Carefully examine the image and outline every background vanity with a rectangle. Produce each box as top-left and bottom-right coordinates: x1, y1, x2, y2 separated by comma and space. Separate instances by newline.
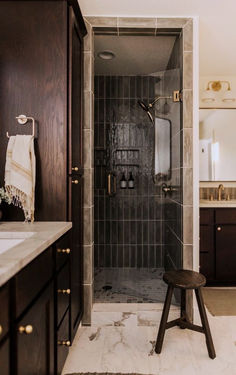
199, 107, 236, 285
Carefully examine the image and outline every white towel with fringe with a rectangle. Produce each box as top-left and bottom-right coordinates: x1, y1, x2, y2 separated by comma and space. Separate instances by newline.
5, 135, 35, 222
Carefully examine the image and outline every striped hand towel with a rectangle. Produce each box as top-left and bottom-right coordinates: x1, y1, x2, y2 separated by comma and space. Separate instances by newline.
5, 135, 36, 222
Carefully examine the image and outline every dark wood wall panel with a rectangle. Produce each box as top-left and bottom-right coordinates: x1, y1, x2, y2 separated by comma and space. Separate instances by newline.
0, 1, 68, 220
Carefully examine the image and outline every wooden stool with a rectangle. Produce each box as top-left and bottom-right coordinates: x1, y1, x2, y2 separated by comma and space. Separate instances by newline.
155, 269, 216, 359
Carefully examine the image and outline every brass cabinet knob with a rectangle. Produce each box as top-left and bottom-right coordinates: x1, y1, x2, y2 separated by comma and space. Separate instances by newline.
0, 325, 2, 336
18, 325, 33, 334
57, 288, 71, 295
58, 340, 71, 346
72, 179, 79, 184
57, 248, 71, 254
72, 167, 79, 171
217, 227, 222, 231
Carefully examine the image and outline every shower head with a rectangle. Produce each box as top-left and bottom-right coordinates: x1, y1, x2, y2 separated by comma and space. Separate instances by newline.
138, 100, 154, 123
138, 94, 173, 124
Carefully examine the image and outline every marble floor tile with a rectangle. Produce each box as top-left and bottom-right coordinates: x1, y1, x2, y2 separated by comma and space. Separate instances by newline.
63, 303, 236, 375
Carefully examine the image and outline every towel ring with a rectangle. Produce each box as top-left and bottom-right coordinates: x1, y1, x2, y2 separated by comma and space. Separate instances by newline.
6, 115, 35, 138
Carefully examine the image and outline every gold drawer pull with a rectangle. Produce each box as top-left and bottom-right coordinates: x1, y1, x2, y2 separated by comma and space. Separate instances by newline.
72, 167, 79, 171
58, 289, 71, 295
217, 227, 222, 231
57, 248, 71, 254
0, 325, 2, 336
18, 325, 33, 335
72, 179, 79, 184
58, 340, 71, 346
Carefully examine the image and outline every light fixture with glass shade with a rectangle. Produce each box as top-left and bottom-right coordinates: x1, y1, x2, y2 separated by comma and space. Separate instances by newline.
201, 80, 235, 103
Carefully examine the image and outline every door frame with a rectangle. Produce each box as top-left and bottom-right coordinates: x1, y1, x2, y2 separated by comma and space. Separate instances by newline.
82, 16, 199, 325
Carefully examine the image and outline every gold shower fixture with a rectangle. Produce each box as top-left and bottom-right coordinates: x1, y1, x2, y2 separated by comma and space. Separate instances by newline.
202, 80, 235, 103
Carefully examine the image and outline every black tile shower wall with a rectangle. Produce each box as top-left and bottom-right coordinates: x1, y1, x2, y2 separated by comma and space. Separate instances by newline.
94, 75, 163, 268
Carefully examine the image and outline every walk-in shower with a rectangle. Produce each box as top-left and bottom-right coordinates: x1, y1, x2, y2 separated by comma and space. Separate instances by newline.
94, 32, 183, 304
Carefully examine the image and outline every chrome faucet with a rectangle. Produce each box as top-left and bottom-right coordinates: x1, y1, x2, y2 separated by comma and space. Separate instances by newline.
217, 184, 224, 201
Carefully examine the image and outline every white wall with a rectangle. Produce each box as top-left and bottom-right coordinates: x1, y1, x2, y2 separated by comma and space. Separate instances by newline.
79, 0, 236, 77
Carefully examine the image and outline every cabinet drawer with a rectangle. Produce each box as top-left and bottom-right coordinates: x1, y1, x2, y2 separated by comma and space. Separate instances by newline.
57, 310, 70, 374
200, 208, 214, 224
57, 261, 70, 326
16, 247, 53, 317
0, 283, 9, 340
55, 231, 72, 271
215, 208, 236, 224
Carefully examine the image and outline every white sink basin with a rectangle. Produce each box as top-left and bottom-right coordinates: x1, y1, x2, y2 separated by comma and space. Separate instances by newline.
0, 239, 25, 255
0, 232, 35, 239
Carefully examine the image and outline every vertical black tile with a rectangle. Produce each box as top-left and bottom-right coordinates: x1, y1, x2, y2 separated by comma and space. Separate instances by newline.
118, 76, 123, 98
123, 245, 130, 267
99, 245, 105, 267
111, 244, 118, 267
137, 245, 143, 268
117, 221, 123, 244
124, 221, 130, 244
137, 221, 142, 244
143, 221, 148, 244
143, 245, 148, 267
104, 245, 111, 267
110, 76, 117, 98
148, 245, 155, 268
149, 221, 155, 244
123, 76, 130, 98
117, 245, 124, 267
130, 76, 136, 98
130, 245, 136, 267
130, 221, 136, 244
105, 76, 110, 97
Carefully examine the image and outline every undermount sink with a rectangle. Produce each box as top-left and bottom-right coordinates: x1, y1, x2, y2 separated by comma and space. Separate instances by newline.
0, 231, 35, 239
0, 232, 35, 255
0, 239, 25, 255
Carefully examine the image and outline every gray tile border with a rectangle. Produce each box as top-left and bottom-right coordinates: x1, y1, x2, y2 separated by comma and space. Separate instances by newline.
183, 51, 193, 90
85, 16, 118, 27
83, 244, 94, 284
183, 20, 193, 52
118, 17, 156, 28
82, 283, 93, 325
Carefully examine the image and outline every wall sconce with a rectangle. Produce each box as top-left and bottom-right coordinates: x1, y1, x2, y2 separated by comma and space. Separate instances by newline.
202, 80, 236, 103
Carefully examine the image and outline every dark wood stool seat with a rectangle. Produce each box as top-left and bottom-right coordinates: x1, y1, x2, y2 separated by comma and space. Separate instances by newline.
163, 269, 206, 289
155, 269, 216, 359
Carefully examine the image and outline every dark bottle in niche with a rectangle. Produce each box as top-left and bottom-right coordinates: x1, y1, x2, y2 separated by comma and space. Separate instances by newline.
128, 172, 134, 189
120, 173, 127, 189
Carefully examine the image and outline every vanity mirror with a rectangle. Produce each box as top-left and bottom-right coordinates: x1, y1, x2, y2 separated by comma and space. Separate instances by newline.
199, 108, 236, 181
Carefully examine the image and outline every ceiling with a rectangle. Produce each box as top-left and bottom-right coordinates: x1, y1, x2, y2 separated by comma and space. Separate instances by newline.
94, 35, 176, 75
79, 0, 236, 76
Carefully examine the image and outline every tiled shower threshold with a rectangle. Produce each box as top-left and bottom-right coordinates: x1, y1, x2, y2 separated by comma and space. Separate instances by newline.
94, 267, 178, 304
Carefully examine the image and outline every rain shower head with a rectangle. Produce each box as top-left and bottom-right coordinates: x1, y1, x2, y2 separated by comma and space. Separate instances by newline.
138, 94, 173, 124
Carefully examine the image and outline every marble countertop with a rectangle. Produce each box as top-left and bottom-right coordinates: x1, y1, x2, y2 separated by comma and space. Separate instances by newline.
200, 199, 236, 208
0, 221, 72, 287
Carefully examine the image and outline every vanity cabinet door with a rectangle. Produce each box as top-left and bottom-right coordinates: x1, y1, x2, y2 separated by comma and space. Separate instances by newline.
16, 283, 54, 375
0, 338, 9, 375
200, 224, 215, 281
216, 224, 236, 283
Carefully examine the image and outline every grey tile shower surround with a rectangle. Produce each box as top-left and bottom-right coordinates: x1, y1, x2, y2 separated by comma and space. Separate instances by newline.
94, 75, 164, 269
83, 16, 194, 324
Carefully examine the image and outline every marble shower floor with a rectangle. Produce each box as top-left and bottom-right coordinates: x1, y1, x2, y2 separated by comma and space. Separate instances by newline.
62, 303, 236, 375
94, 268, 175, 304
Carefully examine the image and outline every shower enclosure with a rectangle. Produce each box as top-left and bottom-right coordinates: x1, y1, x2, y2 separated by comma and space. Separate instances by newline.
94, 32, 183, 303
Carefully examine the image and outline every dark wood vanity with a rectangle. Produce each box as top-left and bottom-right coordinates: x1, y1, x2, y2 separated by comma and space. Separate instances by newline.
200, 208, 236, 284
0, 229, 73, 374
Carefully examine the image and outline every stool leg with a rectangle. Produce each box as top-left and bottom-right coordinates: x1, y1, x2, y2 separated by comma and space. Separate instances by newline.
155, 285, 174, 354
180, 289, 186, 329
195, 288, 216, 359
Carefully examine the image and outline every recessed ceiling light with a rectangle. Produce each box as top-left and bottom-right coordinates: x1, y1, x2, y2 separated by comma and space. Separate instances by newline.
97, 50, 115, 60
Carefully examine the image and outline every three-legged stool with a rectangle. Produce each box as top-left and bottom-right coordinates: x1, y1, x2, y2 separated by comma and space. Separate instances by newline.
155, 269, 216, 359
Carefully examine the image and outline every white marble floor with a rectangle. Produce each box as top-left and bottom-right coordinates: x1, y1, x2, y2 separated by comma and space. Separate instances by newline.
62, 303, 236, 375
